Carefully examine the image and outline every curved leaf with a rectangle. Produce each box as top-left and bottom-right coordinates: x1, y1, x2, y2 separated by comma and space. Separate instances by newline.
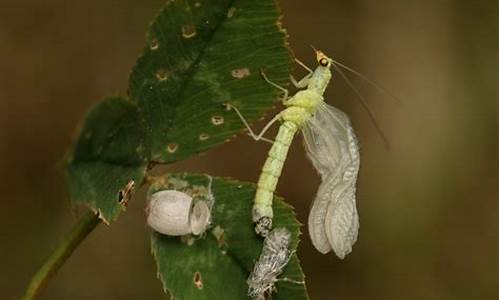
149, 173, 308, 300
129, 0, 292, 163
66, 97, 149, 223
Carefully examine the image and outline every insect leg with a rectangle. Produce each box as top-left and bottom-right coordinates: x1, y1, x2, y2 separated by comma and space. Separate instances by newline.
277, 277, 305, 285
290, 74, 311, 88
226, 104, 280, 144
294, 58, 313, 73
290, 58, 315, 88
260, 70, 289, 101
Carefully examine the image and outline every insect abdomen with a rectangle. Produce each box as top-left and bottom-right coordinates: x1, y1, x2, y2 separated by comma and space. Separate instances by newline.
253, 121, 297, 223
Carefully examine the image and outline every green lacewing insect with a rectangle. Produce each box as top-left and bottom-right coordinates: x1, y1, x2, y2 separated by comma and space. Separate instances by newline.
229, 49, 363, 259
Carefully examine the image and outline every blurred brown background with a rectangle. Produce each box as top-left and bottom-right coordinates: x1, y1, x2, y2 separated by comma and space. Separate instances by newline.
1, 0, 497, 299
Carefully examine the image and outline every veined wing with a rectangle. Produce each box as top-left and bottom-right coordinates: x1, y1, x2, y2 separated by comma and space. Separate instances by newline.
302, 102, 360, 258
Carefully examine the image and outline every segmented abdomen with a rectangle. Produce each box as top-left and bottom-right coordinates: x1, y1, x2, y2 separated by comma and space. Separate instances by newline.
252, 121, 298, 222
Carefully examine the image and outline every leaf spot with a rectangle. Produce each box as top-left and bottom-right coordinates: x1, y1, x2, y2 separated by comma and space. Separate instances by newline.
231, 68, 250, 79
150, 38, 159, 50
135, 145, 145, 155
194, 1, 201, 8
167, 143, 178, 153
156, 68, 169, 81
211, 115, 224, 126
227, 7, 236, 18
211, 225, 227, 249
193, 271, 203, 289
199, 133, 209, 141
222, 102, 232, 111
182, 24, 197, 39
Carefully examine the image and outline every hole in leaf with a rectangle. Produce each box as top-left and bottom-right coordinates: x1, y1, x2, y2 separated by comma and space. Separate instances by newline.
199, 133, 209, 141
167, 143, 178, 153
150, 38, 159, 50
193, 271, 203, 289
182, 24, 197, 39
211, 116, 224, 126
231, 68, 250, 79
156, 68, 169, 81
117, 179, 135, 206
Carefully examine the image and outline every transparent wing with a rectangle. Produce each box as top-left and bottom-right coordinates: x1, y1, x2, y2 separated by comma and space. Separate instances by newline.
302, 102, 360, 258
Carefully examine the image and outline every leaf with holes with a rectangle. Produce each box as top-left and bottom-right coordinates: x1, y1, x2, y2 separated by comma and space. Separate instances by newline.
129, 0, 292, 163
65, 97, 150, 223
149, 173, 308, 300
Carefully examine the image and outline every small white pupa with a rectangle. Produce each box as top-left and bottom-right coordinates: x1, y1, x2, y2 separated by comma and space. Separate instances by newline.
147, 190, 210, 236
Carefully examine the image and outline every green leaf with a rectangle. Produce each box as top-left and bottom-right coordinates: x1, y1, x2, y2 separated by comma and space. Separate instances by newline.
129, 0, 292, 163
66, 97, 149, 223
149, 173, 308, 300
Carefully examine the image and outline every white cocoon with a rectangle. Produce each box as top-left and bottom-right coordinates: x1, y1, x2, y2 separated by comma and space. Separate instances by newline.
147, 190, 193, 236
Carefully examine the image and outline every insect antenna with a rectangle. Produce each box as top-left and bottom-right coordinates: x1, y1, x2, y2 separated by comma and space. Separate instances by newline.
331, 63, 390, 149
331, 58, 401, 103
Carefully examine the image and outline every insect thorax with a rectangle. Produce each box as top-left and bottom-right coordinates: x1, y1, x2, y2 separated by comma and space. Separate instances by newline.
281, 90, 322, 125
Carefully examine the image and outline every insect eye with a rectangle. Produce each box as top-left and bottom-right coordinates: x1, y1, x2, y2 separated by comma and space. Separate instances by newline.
319, 58, 329, 67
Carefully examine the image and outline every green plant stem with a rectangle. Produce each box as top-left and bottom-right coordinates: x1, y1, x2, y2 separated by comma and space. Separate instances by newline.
22, 211, 101, 300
